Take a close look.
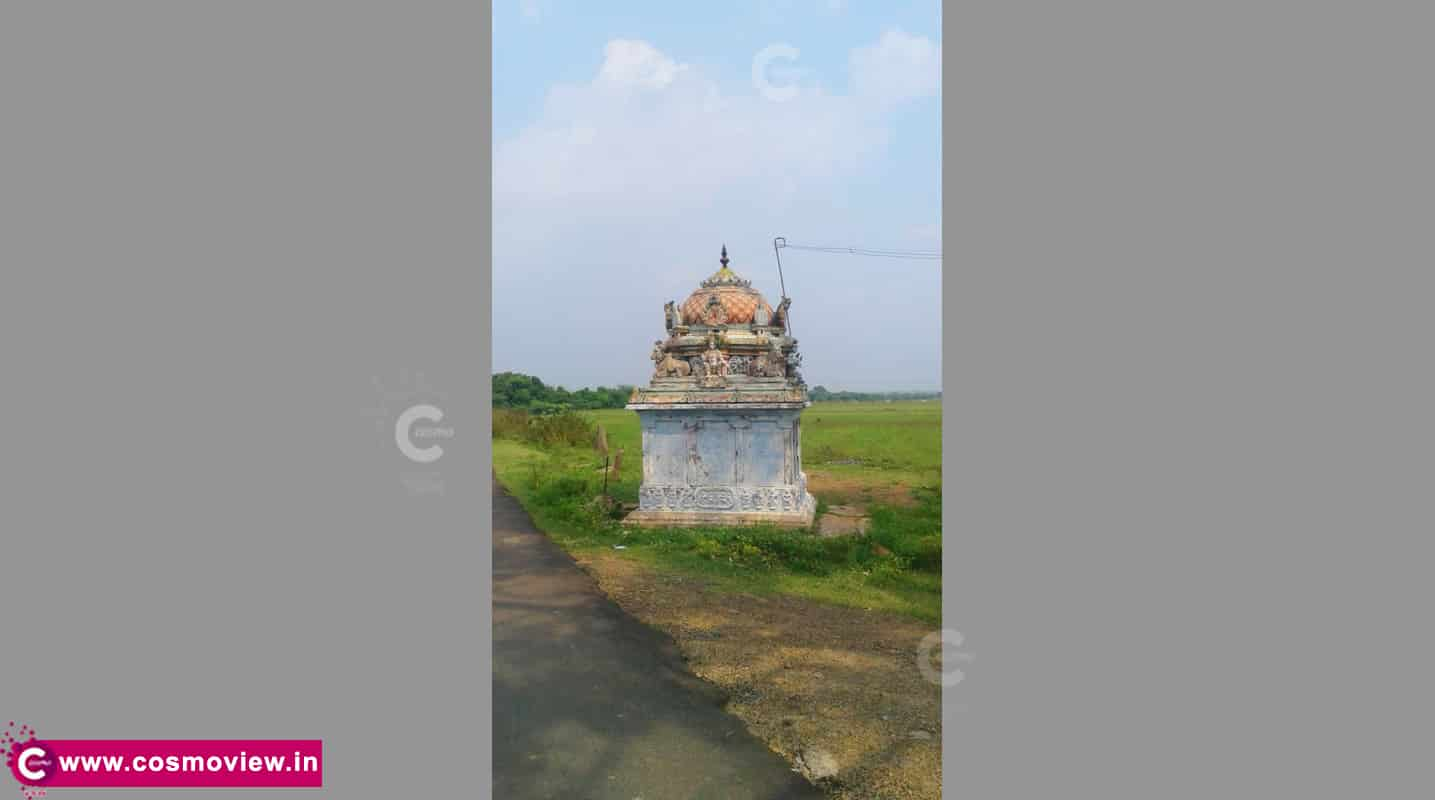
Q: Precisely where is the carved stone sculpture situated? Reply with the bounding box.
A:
[703,294,728,326]
[764,340,787,378]
[660,352,691,378]
[651,340,692,378]
[773,297,792,330]
[700,335,728,386]
[785,350,803,384]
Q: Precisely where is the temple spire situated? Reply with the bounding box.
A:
[720,244,729,268]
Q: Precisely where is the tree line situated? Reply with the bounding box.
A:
[492,372,634,413]
[493,372,940,411]
[808,386,942,402]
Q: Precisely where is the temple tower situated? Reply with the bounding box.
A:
[625,246,817,528]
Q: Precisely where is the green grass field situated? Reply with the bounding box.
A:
[492,400,942,622]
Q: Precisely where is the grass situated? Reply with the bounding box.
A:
[492,401,942,623]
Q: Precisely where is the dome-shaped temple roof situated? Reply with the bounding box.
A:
[679,245,775,326]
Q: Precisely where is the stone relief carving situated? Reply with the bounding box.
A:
[699,335,729,387]
[696,487,735,509]
[661,354,691,378]
[641,484,802,512]
[703,294,728,326]
[650,340,693,379]
[747,339,786,378]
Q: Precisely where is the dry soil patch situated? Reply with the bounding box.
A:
[806,470,918,508]
[572,552,943,800]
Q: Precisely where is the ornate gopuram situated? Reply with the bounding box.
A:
[625,246,817,528]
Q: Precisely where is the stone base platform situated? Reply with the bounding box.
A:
[623,500,816,530]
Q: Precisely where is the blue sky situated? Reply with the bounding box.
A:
[493,0,942,391]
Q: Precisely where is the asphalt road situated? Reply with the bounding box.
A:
[493,477,824,800]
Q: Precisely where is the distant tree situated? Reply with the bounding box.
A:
[492,372,634,412]
[806,386,941,403]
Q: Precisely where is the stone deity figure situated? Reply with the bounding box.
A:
[701,334,729,384]
[664,300,681,331]
[704,295,728,325]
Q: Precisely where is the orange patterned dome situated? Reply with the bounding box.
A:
[678,247,775,326]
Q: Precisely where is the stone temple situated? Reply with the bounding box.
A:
[625,246,817,528]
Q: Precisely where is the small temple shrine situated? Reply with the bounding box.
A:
[625,246,817,528]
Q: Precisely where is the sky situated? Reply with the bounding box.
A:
[493,0,942,391]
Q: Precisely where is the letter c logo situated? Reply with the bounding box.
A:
[18,745,50,781]
[396,404,445,463]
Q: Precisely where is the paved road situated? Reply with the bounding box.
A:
[493,477,824,800]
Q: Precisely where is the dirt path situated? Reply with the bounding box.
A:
[571,553,944,800]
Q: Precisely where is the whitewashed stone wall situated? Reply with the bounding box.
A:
[634,408,810,514]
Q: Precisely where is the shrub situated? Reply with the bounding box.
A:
[493,408,531,439]
[527,412,594,448]
[694,537,723,560]
[492,408,595,449]
[867,553,914,585]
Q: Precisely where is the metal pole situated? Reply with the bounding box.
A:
[773,236,792,336]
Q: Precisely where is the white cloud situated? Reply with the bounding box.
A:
[594,40,689,90]
[850,29,941,105]
[495,37,897,233]
[493,34,941,389]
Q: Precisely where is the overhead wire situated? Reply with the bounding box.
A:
[771,236,943,335]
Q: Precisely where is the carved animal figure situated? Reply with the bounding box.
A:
[773,297,792,330]
[658,352,691,377]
